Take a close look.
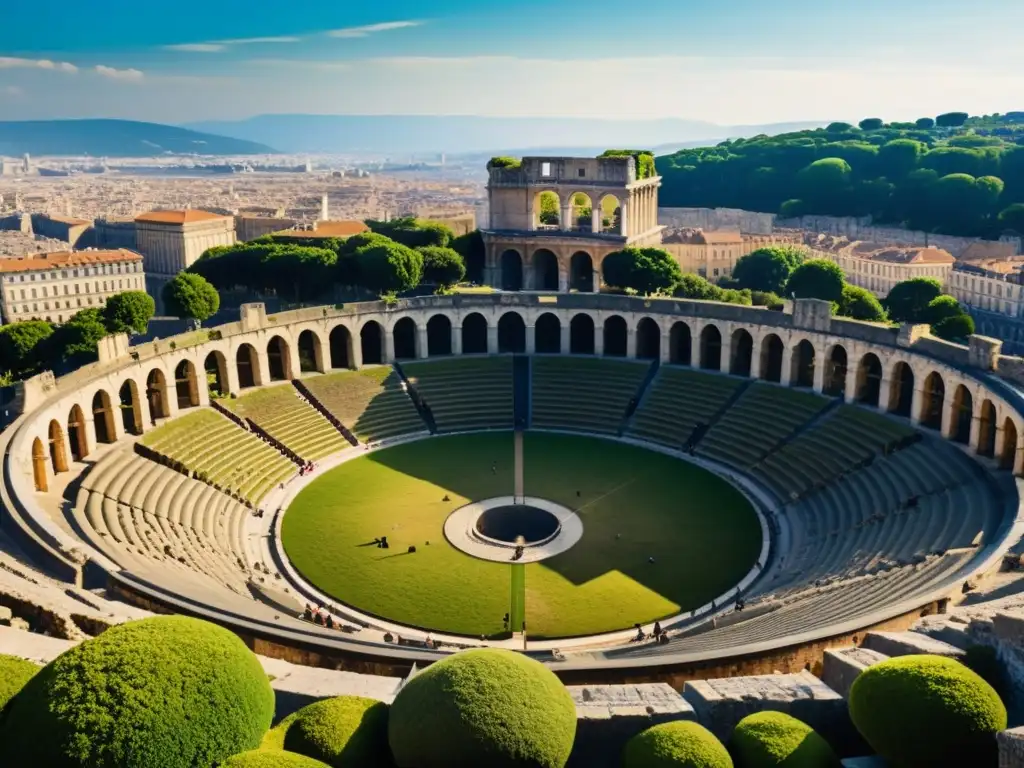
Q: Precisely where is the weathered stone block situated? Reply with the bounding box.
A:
[262,656,402,720]
[999,726,1024,768]
[822,647,890,699]
[863,631,966,660]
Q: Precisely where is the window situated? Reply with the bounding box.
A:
[713,268,720,277]
[30,288,36,299]
[577,168,585,177]
[77,298,81,307]
[63,285,68,295]
[19,289,24,300]
[541,162,551,177]
[75,284,80,294]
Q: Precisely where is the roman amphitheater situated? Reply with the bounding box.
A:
[2,290,1023,685]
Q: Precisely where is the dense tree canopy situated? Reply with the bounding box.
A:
[163,273,221,324]
[366,217,454,249]
[101,291,155,335]
[840,284,887,322]
[602,247,682,295]
[0,320,54,379]
[785,259,846,303]
[355,241,423,294]
[731,246,805,294]
[418,246,466,288]
[883,278,944,322]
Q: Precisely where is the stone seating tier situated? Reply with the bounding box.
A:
[301,367,426,442]
[404,356,515,432]
[532,357,650,434]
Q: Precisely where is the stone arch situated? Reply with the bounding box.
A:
[48,419,68,474]
[855,353,883,407]
[950,384,974,444]
[531,249,559,292]
[730,329,753,377]
[920,371,945,430]
[790,340,816,388]
[700,325,722,371]
[427,314,453,356]
[535,312,561,354]
[570,191,593,231]
[329,325,353,369]
[599,194,621,233]
[91,390,116,445]
[670,322,692,366]
[570,252,595,292]
[636,317,660,360]
[204,351,228,397]
[1001,417,1019,471]
[760,334,784,383]
[888,361,915,417]
[501,249,524,291]
[978,399,997,458]
[360,321,384,365]
[236,343,260,388]
[31,436,47,492]
[118,379,143,435]
[174,360,199,410]
[146,368,169,421]
[823,344,848,398]
[498,312,526,353]
[267,335,292,381]
[570,314,595,355]
[297,329,323,373]
[393,317,418,360]
[535,190,561,229]
[461,313,488,354]
[603,315,627,357]
[67,403,88,462]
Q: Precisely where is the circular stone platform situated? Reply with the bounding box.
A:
[444,496,583,564]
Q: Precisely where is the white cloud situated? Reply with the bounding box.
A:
[164,43,227,53]
[165,35,301,53]
[95,65,144,82]
[214,36,301,45]
[327,20,422,38]
[0,57,77,73]
[245,58,352,71]
[2,85,22,96]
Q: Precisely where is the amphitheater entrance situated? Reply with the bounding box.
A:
[48,419,68,475]
[427,315,452,356]
[393,318,418,360]
[531,250,558,291]
[31,437,47,492]
[855,353,882,407]
[951,385,973,444]
[236,344,260,389]
[920,372,945,431]
[730,329,753,377]
[979,400,997,457]
[146,369,169,422]
[174,361,199,410]
[298,330,323,373]
[67,404,88,462]
[535,313,561,354]
[603,316,627,357]
[361,322,384,365]
[791,340,815,388]
[670,322,692,366]
[1001,418,1018,471]
[700,325,722,371]
[267,336,292,381]
[824,345,848,398]
[888,362,914,418]
[118,380,143,436]
[92,391,116,445]
[501,250,523,292]
[636,318,660,360]
[204,352,228,398]
[462,313,488,355]
[498,313,526,354]
[570,252,595,292]
[760,334,783,383]
[570,314,595,355]
[329,326,352,369]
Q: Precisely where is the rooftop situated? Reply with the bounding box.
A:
[135,209,231,225]
[0,249,142,274]
[273,220,369,239]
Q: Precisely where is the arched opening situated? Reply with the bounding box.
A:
[570,192,593,231]
[636,318,661,360]
[174,360,199,410]
[329,325,353,369]
[498,312,526,353]
[790,340,816,388]
[670,322,692,366]
[920,371,945,430]
[501,250,523,291]
[599,194,621,233]
[118,380,143,435]
[236,344,260,388]
[1001,418,1019,471]
[67,404,88,462]
[531,249,559,291]
[31,437,47,492]
[360,321,384,365]
[603,316,627,357]
[855,353,883,407]
[888,362,915,417]
[466,247,485,285]
[146,369,169,421]
[392,318,418,360]
[978,400,997,458]
[535,190,560,229]
[535,313,561,354]
[570,314,595,355]
[461,313,488,355]
[427,315,452,356]
[760,334,784,382]
[700,325,722,371]
[297,330,322,373]
[824,345,848,398]
[204,351,228,397]
[267,336,291,381]
[92,390,115,444]
[570,252,594,292]
[48,419,68,474]
[730,329,753,377]
[951,384,974,444]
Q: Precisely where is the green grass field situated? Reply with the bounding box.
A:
[281,432,761,638]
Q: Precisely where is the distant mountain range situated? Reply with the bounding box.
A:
[184,115,828,156]
[0,120,276,158]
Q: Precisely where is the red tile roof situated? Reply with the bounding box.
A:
[135,210,231,225]
[0,249,142,274]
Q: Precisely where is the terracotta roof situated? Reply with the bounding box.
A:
[0,249,142,274]
[696,231,744,245]
[870,246,954,265]
[135,209,231,225]
[274,220,369,239]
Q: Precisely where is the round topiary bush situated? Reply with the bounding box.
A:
[730,711,839,767]
[0,654,39,711]
[0,615,275,768]
[623,721,733,767]
[266,695,391,767]
[848,654,1007,767]
[220,749,332,767]
[387,648,576,768]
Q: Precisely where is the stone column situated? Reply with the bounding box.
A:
[255,351,272,389]
[526,326,536,355]
[659,333,671,363]
[562,202,573,231]
[591,206,601,234]
[812,360,826,393]
[594,324,604,356]
[1015,441,1024,476]
[350,335,363,369]
[417,327,429,359]
[626,328,637,359]
[558,269,569,293]
[941,400,955,439]
[620,198,629,237]
[720,333,733,375]
[487,325,498,354]
[451,324,462,356]
[197,374,211,407]
[592,265,600,293]
[287,342,302,381]
[384,332,395,364]
[969,412,982,450]
[527,196,535,232]
[560,324,571,355]
[780,347,794,386]
[225,355,241,395]
[910,387,924,425]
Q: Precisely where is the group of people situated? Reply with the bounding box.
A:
[632,621,667,643]
[302,603,338,630]
[299,461,317,476]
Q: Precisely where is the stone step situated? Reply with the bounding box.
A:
[822,646,890,699]
[862,630,966,660]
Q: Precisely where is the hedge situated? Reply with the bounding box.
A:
[849,654,1006,767]
[266,695,391,767]
[730,711,839,767]
[623,721,733,767]
[0,616,275,768]
[0,654,39,711]
[220,750,332,767]
[387,648,576,767]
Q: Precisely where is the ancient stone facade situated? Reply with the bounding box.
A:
[134,210,235,277]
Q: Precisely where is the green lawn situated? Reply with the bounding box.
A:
[281,432,760,638]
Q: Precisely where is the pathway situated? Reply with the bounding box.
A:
[514,429,524,500]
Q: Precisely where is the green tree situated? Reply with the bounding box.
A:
[931,312,975,343]
[451,230,486,283]
[878,139,925,179]
[355,241,423,294]
[101,291,155,335]
[163,273,221,324]
[839,284,887,321]
[51,309,108,365]
[732,246,804,294]
[925,294,965,325]
[538,192,560,226]
[998,203,1024,233]
[785,258,845,303]
[419,246,466,288]
[826,122,853,133]
[366,217,454,248]
[0,320,54,378]
[936,111,969,127]
[916,117,936,129]
[884,277,943,322]
[673,273,720,300]
[859,118,884,131]
[601,247,681,295]
[798,158,853,213]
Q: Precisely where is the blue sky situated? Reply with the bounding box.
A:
[1,0,1021,124]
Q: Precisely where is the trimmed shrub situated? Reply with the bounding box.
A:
[624,721,733,767]
[0,654,39,711]
[388,648,576,767]
[220,750,332,767]
[730,711,839,767]
[0,615,275,768]
[848,654,1007,767]
[267,696,391,767]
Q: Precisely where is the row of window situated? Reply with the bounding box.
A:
[0,261,142,284]
[10,296,100,315]
[5,277,142,302]
[950,274,1021,300]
